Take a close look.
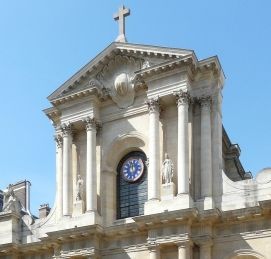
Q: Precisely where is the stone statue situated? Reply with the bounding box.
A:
[162,153,174,184]
[2,185,21,213]
[76,175,84,201]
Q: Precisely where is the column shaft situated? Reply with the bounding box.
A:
[178,242,191,259]
[62,124,72,216]
[200,97,212,198]
[86,117,97,212]
[147,98,160,200]
[55,135,63,217]
[200,244,211,259]
[149,246,160,259]
[176,91,190,194]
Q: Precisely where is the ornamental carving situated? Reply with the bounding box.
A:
[174,90,191,106]
[199,96,212,108]
[54,134,63,148]
[61,123,72,137]
[96,55,142,108]
[84,116,101,132]
[2,185,21,213]
[145,97,160,113]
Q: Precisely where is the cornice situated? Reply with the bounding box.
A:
[48,42,193,103]
[220,206,266,223]
[198,55,225,80]
[0,244,20,256]
[0,211,20,220]
[43,107,61,124]
[135,54,197,80]
[214,229,271,243]
[60,247,97,258]
[50,86,106,106]
[41,224,104,242]
[133,208,198,228]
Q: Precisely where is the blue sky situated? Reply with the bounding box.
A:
[0,0,270,215]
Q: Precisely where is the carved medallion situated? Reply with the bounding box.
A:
[96,55,142,108]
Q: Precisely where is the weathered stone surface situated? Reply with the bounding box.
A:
[1,6,271,259]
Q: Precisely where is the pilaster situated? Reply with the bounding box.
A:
[199,96,213,209]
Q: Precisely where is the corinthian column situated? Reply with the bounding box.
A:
[146,98,160,201]
[85,116,98,212]
[54,134,63,218]
[199,97,212,199]
[61,123,73,216]
[175,90,190,195]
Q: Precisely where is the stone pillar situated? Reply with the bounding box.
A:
[175,91,190,195]
[200,97,212,199]
[54,134,63,218]
[61,123,72,216]
[199,242,212,259]
[146,98,160,201]
[149,245,160,259]
[85,116,98,212]
[177,241,192,259]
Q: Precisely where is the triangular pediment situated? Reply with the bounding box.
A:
[48,42,194,103]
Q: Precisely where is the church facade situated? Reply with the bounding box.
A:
[1,6,271,259]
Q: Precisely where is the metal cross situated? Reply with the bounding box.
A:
[113,5,130,42]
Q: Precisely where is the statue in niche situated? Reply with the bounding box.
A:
[162,153,174,184]
[76,174,84,201]
[2,185,21,213]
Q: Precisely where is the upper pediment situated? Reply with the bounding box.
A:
[47,42,194,106]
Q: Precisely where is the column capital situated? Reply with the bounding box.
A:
[54,134,63,148]
[84,116,100,131]
[61,123,72,137]
[145,97,160,113]
[194,236,213,247]
[199,96,212,108]
[174,90,191,106]
[148,242,160,252]
[175,240,193,248]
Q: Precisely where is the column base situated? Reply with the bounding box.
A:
[175,193,194,209]
[144,194,194,215]
[144,199,160,215]
[161,183,176,200]
[197,196,214,210]
[73,200,85,217]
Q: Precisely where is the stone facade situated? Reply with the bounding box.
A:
[0,191,3,212]
[1,7,271,259]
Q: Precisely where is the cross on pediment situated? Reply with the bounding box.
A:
[113,5,130,43]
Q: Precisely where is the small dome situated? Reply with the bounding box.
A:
[256,167,271,184]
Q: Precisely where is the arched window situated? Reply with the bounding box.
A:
[117,151,148,219]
